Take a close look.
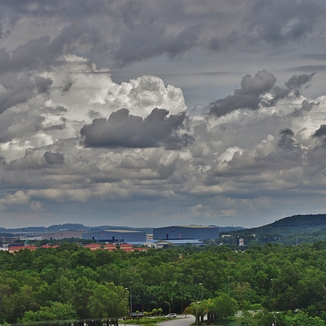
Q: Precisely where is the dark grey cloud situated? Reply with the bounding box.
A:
[0,22,10,39]
[62,77,74,93]
[0,74,54,114]
[0,37,50,74]
[209,70,276,116]
[0,1,110,24]
[285,73,315,92]
[280,128,294,136]
[44,152,65,165]
[245,0,323,44]
[0,23,101,75]
[43,124,65,132]
[113,23,202,67]
[0,0,324,68]
[209,71,315,116]
[289,65,326,72]
[35,76,53,94]
[0,76,36,114]
[278,128,296,149]
[313,125,326,137]
[80,108,190,149]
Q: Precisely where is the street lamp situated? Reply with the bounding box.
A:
[199,283,203,301]
[124,288,128,326]
[130,281,133,317]
[273,311,280,326]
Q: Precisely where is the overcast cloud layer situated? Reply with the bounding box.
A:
[0,0,326,228]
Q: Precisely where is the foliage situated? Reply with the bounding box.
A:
[22,301,77,323]
[2,242,326,324]
[224,214,326,245]
[87,283,128,318]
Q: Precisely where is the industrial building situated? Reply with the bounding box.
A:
[153,225,219,241]
[154,239,204,248]
[82,229,147,243]
[42,230,85,240]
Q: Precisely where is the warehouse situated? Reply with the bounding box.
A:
[82,229,147,243]
[42,230,85,240]
[153,225,219,241]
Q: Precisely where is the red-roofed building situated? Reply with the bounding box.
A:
[119,244,133,252]
[8,245,38,253]
[103,244,117,251]
[84,243,101,251]
[41,244,59,249]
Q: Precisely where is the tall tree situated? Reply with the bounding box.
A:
[87,283,128,319]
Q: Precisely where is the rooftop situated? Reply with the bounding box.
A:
[156,225,218,229]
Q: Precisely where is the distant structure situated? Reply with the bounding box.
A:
[153,225,219,241]
[239,238,244,246]
[42,230,85,240]
[154,239,204,248]
[1,236,20,244]
[146,233,153,241]
[82,229,147,243]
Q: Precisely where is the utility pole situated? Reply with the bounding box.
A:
[130,281,133,316]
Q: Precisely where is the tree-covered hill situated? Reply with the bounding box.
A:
[223,214,326,245]
[268,214,326,228]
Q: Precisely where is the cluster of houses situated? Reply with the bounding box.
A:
[5,243,149,254]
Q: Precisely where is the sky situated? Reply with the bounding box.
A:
[0,0,326,229]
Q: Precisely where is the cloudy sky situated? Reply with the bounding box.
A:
[0,0,326,229]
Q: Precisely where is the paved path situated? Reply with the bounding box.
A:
[157,316,195,326]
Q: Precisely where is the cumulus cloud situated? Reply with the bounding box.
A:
[209,70,276,116]
[209,71,315,116]
[80,108,190,149]
[313,125,326,138]
[35,76,53,94]
[0,1,325,228]
[285,73,315,90]
[278,128,298,149]
[0,191,30,205]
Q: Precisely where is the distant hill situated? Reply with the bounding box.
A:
[3,215,326,246]
[0,223,244,235]
[0,223,153,235]
[245,214,326,233]
[225,214,326,245]
[219,226,245,232]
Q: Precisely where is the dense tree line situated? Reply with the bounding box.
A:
[2,242,326,325]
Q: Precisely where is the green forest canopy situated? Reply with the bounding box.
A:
[2,241,326,325]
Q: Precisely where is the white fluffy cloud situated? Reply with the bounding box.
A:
[0,55,325,228]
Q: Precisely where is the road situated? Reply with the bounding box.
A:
[157,315,195,326]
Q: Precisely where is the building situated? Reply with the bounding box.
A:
[146,233,153,241]
[154,239,204,248]
[153,225,219,241]
[42,230,85,240]
[1,236,20,244]
[8,245,38,253]
[82,229,147,243]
